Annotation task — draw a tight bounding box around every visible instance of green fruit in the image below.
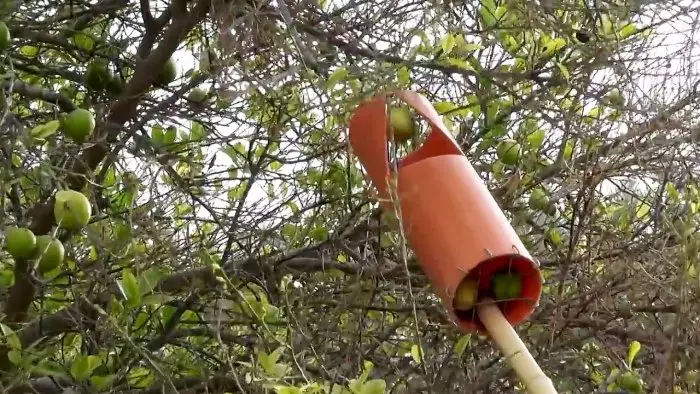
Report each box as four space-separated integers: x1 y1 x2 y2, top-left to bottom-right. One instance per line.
4 226 37 260
496 139 521 166
156 58 177 85
0 22 11 51
388 106 416 143
605 88 625 107
617 371 643 392
528 189 550 211
62 108 95 143
188 87 208 103
453 278 479 311
85 60 112 91
54 190 92 230
492 272 523 301
34 235 64 274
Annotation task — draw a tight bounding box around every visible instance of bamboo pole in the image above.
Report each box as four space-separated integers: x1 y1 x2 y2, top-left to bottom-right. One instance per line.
477 299 558 394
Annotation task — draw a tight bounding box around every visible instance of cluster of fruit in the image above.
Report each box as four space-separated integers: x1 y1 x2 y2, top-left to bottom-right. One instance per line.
2 190 92 274
453 271 523 312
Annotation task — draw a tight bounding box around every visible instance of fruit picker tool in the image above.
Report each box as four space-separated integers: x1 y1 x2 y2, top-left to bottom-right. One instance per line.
348 90 557 394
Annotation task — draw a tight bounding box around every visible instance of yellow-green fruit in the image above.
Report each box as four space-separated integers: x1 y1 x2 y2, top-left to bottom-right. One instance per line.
0 22 11 51
62 108 95 142
605 88 625 107
492 272 523 301
156 58 177 85
496 139 521 166
34 235 64 273
388 106 416 144
453 278 479 311
4 226 37 260
528 189 550 211
188 88 207 103
85 60 112 91
54 190 92 230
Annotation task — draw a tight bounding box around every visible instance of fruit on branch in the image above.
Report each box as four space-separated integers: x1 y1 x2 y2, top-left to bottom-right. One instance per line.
492 271 523 301
528 188 550 211
3 226 37 260
453 278 479 311
496 139 521 166
54 189 92 230
0 22 11 51
34 235 64 274
156 57 177 86
388 106 416 144
85 59 113 91
61 108 95 143
604 88 625 107
188 87 208 103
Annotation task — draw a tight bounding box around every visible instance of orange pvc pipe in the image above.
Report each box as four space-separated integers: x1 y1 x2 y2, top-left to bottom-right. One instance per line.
348 90 543 332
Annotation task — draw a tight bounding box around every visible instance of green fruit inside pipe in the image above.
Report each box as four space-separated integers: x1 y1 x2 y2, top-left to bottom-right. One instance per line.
492 271 523 301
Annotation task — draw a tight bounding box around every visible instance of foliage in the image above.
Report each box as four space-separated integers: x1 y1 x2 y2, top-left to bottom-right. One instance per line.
0 0 697 393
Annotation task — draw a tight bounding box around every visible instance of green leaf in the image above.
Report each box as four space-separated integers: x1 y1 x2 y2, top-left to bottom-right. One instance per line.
72 32 95 51
410 344 422 364
273 386 303 394
327 67 349 91
459 43 483 52
360 380 386 394
440 34 456 55
555 62 569 80
164 126 177 144
190 121 206 141
30 120 61 140
442 57 474 70
7 350 21 365
117 269 142 307
434 101 457 115
479 0 498 28
359 361 373 383
0 324 21 350
397 66 410 85
626 340 641 366
541 37 567 56
619 23 638 39
635 201 651 219
70 355 102 382
151 125 165 146
547 228 563 246
526 129 545 150
454 334 471 358
258 347 285 376
600 15 614 35
90 374 117 391
667 183 679 202
20 45 39 57
310 226 329 242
